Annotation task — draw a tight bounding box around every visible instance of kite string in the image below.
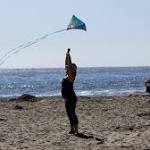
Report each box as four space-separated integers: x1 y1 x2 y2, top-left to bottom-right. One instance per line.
0 28 66 66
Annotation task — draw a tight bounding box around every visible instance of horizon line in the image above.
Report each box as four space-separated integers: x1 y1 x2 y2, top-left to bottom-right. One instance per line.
0 65 150 70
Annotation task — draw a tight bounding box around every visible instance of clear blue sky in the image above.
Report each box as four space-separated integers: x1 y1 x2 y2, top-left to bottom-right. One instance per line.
0 0 150 68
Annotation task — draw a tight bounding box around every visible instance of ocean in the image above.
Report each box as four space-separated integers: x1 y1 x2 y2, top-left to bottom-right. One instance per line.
0 67 150 98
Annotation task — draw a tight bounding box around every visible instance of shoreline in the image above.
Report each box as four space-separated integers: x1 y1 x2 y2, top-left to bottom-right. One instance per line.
0 92 149 101
0 95 150 149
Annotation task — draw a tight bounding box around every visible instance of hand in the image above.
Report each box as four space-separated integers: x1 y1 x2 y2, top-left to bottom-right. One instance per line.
67 48 71 54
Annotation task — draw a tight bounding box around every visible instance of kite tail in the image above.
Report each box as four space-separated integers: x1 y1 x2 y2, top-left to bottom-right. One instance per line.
0 28 67 66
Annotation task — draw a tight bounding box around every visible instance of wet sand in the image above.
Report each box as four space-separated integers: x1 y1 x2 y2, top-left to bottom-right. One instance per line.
0 95 150 150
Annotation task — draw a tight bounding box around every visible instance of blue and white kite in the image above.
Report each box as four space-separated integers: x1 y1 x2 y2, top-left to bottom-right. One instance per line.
0 15 86 66
67 15 86 31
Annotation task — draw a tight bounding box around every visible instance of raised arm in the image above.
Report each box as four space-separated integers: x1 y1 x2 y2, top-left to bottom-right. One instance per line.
65 48 72 70
64 48 77 81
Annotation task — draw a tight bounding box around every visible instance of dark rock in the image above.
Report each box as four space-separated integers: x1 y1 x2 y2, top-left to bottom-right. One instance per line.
115 126 120 130
115 125 134 131
0 118 7 121
9 98 17 101
96 138 105 144
0 138 6 142
128 126 134 131
16 94 37 102
102 109 108 112
137 112 150 117
15 105 23 110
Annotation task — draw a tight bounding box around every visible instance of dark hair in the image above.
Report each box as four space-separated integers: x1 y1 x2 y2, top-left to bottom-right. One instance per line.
72 63 77 69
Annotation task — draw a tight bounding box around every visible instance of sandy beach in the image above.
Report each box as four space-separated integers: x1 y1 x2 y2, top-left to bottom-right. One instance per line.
0 95 150 150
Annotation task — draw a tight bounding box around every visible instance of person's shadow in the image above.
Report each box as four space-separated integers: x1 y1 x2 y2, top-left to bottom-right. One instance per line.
75 132 104 144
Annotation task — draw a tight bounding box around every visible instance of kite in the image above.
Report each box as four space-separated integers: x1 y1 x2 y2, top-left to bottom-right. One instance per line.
67 15 86 31
0 15 86 66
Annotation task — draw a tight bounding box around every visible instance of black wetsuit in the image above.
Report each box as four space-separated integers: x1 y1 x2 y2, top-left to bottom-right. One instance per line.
61 78 78 125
